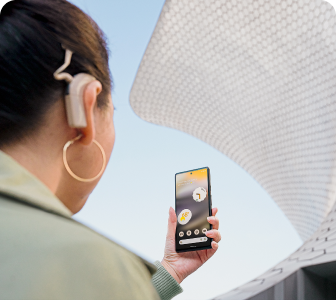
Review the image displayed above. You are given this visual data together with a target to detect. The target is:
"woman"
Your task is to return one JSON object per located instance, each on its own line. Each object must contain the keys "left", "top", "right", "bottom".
{"left": 0, "top": 1, "right": 221, "bottom": 299}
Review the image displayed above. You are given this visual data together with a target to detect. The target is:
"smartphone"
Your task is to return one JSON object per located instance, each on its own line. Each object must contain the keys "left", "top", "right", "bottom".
{"left": 175, "top": 167, "right": 212, "bottom": 253}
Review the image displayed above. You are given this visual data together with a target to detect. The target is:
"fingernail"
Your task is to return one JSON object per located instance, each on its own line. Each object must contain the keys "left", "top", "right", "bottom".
{"left": 207, "top": 217, "right": 212, "bottom": 221}
{"left": 205, "top": 230, "right": 212, "bottom": 236}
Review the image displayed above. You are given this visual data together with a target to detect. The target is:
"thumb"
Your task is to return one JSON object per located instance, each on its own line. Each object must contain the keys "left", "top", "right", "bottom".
{"left": 166, "top": 207, "right": 177, "bottom": 241}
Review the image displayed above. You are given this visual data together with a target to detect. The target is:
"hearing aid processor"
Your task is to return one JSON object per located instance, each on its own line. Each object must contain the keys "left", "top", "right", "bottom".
{"left": 53, "top": 48, "right": 96, "bottom": 128}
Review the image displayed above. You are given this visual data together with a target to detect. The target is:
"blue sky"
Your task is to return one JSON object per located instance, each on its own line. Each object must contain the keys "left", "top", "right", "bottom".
{"left": 70, "top": 1, "right": 302, "bottom": 299}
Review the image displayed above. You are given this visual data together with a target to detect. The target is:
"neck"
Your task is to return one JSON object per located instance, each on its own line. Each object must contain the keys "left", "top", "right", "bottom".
{"left": 1, "top": 102, "right": 73, "bottom": 195}
{"left": 2, "top": 135, "right": 64, "bottom": 194}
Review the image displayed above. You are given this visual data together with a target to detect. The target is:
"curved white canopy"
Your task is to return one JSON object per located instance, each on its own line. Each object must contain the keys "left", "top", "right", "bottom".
{"left": 130, "top": 0, "right": 336, "bottom": 242}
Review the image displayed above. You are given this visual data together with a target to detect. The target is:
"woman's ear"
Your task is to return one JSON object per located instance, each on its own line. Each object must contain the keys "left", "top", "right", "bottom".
{"left": 79, "top": 80, "right": 102, "bottom": 146}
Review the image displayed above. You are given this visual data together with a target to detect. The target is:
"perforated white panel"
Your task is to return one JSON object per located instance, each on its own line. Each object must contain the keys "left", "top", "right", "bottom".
{"left": 130, "top": 0, "right": 336, "bottom": 242}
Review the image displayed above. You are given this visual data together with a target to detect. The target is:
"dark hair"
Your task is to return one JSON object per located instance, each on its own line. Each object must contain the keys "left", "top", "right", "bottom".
{"left": 0, "top": 0, "right": 112, "bottom": 147}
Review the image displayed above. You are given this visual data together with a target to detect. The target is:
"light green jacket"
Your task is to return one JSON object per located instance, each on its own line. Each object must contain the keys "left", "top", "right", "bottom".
{"left": 0, "top": 151, "right": 182, "bottom": 300}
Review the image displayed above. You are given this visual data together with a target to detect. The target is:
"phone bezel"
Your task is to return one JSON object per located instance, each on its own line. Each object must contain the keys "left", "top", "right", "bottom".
{"left": 175, "top": 167, "right": 213, "bottom": 253}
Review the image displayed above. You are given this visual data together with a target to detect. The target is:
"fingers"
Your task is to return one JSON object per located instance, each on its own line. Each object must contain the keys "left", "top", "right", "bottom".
{"left": 207, "top": 216, "right": 219, "bottom": 230}
{"left": 206, "top": 211, "right": 221, "bottom": 245}
{"left": 205, "top": 229, "right": 221, "bottom": 243}
{"left": 166, "top": 207, "right": 177, "bottom": 241}
{"left": 169, "top": 206, "right": 177, "bottom": 223}
{"left": 211, "top": 241, "right": 219, "bottom": 250}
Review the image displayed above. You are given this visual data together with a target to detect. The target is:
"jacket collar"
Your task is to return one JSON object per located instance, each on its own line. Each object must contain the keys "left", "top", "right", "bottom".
{"left": 0, "top": 150, "right": 73, "bottom": 218}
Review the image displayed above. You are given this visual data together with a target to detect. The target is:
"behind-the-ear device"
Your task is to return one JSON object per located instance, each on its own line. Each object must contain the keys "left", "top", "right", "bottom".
{"left": 54, "top": 48, "right": 96, "bottom": 128}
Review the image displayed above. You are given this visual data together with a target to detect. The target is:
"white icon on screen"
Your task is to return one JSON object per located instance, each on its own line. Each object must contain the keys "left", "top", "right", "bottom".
{"left": 202, "top": 228, "right": 207, "bottom": 234}
{"left": 186, "top": 230, "right": 192, "bottom": 236}
{"left": 179, "top": 231, "right": 184, "bottom": 237}
{"left": 193, "top": 187, "right": 207, "bottom": 202}
{"left": 194, "top": 229, "right": 199, "bottom": 235}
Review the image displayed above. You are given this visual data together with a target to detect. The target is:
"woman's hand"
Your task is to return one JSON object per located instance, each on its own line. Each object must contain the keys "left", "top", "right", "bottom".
{"left": 161, "top": 207, "right": 221, "bottom": 284}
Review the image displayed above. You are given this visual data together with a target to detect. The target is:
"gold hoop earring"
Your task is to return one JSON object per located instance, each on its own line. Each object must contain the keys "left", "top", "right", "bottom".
{"left": 63, "top": 135, "right": 106, "bottom": 183}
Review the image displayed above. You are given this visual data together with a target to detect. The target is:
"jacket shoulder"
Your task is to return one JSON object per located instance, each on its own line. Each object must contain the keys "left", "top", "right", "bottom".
{"left": 0, "top": 196, "right": 159, "bottom": 300}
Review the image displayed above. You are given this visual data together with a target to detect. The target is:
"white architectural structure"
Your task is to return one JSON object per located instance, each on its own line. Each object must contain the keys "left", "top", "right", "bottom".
{"left": 130, "top": 0, "right": 336, "bottom": 298}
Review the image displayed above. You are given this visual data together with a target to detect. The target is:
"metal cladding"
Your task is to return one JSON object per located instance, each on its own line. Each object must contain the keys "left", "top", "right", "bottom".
{"left": 214, "top": 201, "right": 336, "bottom": 299}
{"left": 130, "top": 0, "right": 336, "bottom": 298}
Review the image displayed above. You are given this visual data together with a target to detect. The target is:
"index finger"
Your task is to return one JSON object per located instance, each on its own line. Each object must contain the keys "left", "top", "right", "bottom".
{"left": 212, "top": 207, "right": 218, "bottom": 217}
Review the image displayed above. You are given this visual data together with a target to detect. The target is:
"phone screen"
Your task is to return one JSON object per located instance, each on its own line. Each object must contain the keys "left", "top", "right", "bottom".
{"left": 175, "top": 167, "right": 212, "bottom": 252}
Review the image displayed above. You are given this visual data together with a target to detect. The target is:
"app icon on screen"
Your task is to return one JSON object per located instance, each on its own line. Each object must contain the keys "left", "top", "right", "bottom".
{"left": 179, "top": 231, "right": 184, "bottom": 237}
{"left": 177, "top": 209, "right": 192, "bottom": 225}
{"left": 202, "top": 228, "right": 207, "bottom": 234}
{"left": 186, "top": 230, "right": 192, "bottom": 236}
{"left": 194, "top": 229, "right": 199, "bottom": 235}
{"left": 193, "top": 187, "right": 207, "bottom": 202}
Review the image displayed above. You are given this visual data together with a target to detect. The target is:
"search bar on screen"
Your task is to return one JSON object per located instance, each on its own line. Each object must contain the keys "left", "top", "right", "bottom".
{"left": 179, "top": 237, "right": 208, "bottom": 245}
